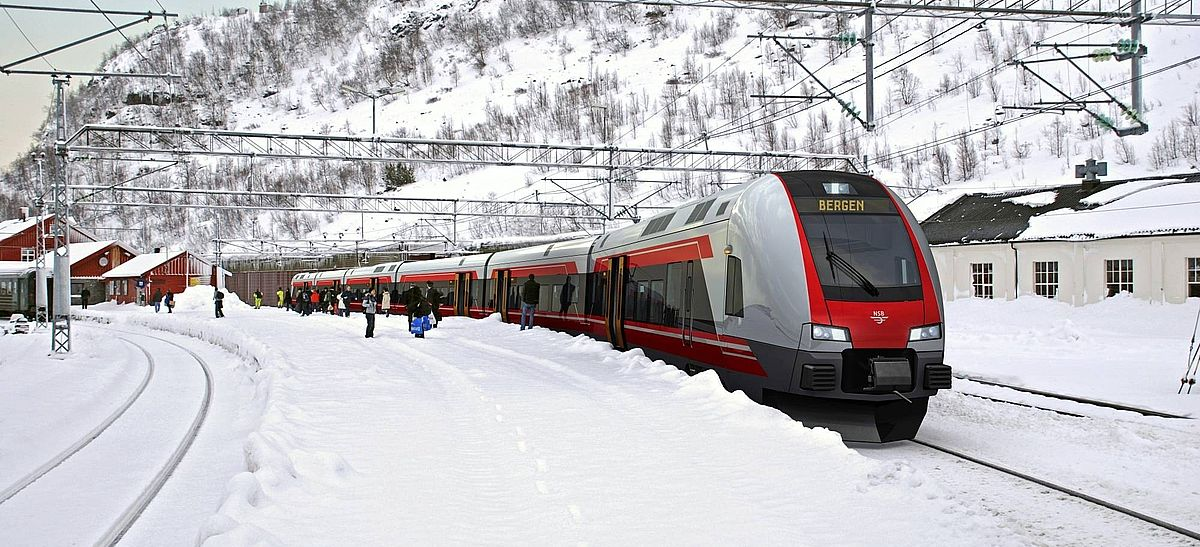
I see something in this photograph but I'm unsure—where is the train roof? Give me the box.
[594,175,755,255]
[314,269,349,280]
[399,253,489,276]
[346,262,401,278]
[0,261,36,276]
[489,235,599,267]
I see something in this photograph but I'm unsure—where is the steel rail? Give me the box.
[0,337,155,504]
[90,326,215,546]
[912,439,1200,542]
[954,374,1192,419]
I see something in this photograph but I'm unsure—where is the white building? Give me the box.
[920,174,1200,305]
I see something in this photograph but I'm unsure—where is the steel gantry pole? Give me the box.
[50,76,72,354]
[32,152,48,328]
[1131,0,1143,117]
[864,4,876,131]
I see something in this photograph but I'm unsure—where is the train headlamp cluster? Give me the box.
[811,324,851,342]
[909,324,942,341]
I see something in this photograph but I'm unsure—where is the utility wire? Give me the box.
[90,0,159,72]
[3,6,56,70]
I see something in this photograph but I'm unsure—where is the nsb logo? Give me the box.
[871,311,888,325]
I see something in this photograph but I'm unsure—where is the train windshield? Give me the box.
[783,173,923,301]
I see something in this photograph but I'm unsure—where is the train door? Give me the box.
[605,256,628,349]
[495,270,512,323]
[681,260,696,347]
[454,273,470,316]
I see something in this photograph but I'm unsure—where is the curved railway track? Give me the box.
[911,438,1200,542]
[0,337,155,504]
[0,326,214,546]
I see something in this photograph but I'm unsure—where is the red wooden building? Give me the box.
[45,240,140,305]
[0,214,95,262]
[102,250,215,304]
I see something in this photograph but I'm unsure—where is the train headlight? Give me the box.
[909,324,942,341]
[812,324,851,342]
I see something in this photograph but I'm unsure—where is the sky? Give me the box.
[0,1,262,168]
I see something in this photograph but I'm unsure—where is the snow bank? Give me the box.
[76,301,1022,545]
[944,294,1200,415]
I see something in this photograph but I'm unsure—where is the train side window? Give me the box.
[725,255,744,317]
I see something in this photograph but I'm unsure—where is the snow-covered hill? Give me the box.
[1,0,1198,252]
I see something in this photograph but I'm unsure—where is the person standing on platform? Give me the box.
[80,288,91,310]
[214,288,226,318]
[276,287,285,308]
[425,281,443,328]
[152,288,163,313]
[559,276,575,314]
[363,288,378,338]
[309,289,320,315]
[381,287,392,318]
[253,289,263,309]
[520,274,540,331]
[165,290,174,313]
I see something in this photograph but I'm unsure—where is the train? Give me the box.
[290,170,952,442]
[0,262,38,318]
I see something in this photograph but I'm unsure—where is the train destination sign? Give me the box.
[793,197,894,214]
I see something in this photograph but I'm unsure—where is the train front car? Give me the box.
[725,171,950,442]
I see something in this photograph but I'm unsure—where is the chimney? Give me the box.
[154,247,163,253]
[19,207,29,220]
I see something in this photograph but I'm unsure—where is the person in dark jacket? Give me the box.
[214,288,225,318]
[404,284,421,328]
[520,274,540,331]
[152,288,163,313]
[340,287,353,317]
[80,288,91,309]
[409,294,432,338]
[425,281,443,327]
[165,290,174,313]
[283,290,293,311]
[363,288,378,338]
[559,276,575,314]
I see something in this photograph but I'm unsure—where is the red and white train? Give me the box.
[291,170,951,442]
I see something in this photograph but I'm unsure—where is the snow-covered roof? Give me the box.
[0,261,36,276]
[102,250,186,278]
[921,174,1200,244]
[0,216,42,241]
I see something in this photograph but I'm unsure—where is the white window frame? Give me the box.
[1188,257,1200,298]
[970,262,994,299]
[20,247,35,262]
[1105,259,1134,297]
[1033,261,1059,298]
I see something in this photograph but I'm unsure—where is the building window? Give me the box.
[1105,259,1134,297]
[1188,257,1200,298]
[1033,261,1059,298]
[970,263,994,299]
[20,247,35,262]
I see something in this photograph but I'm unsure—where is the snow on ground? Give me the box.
[943,294,1200,416]
[0,321,250,546]
[7,287,1200,544]
[72,286,1022,545]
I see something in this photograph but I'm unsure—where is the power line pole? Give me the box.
[32,151,48,328]
[1130,0,1143,116]
[50,75,72,355]
[864,4,876,132]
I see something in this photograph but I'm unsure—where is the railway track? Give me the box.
[0,337,155,504]
[911,438,1200,542]
[954,373,1192,419]
[0,327,214,546]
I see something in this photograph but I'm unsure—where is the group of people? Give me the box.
[267,282,445,339]
[148,288,177,314]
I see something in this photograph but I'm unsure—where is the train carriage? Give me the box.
[343,262,402,312]
[0,262,37,317]
[396,254,488,318]
[485,237,596,333]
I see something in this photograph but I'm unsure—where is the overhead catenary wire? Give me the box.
[3,5,56,70]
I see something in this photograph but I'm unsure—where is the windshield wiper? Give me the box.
[823,233,880,297]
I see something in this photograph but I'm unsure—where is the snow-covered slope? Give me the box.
[1,0,1198,251]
